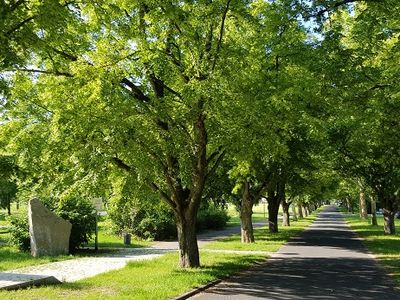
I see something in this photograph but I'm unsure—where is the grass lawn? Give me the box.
[0,218,151,271]
[205,212,318,252]
[0,246,77,272]
[0,251,266,300]
[226,202,270,226]
[344,213,400,285]
[87,220,153,249]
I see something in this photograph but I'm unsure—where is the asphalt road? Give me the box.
[190,206,400,300]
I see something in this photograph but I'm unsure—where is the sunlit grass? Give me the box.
[88,222,154,248]
[0,245,77,272]
[0,251,266,300]
[205,212,318,252]
[226,203,272,227]
[344,214,400,286]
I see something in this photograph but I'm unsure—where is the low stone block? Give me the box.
[28,198,72,257]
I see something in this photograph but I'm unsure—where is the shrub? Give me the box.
[109,197,230,240]
[56,197,97,252]
[196,205,230,232]
[135,208,177,240]
[7,213,30,252]
[109,199,177,240]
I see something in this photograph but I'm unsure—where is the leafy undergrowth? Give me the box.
[345,214,400,286]
[0,252,266,300]
[204,212,318,252]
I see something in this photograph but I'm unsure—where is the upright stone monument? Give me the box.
[28,198,72,257]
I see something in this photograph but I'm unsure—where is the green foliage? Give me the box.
[0,155,18,212]
[7,213,30,252]
[110,198,230,240]
[56,197,97,252]
[196,205,230,232]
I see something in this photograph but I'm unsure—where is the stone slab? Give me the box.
[0,273,60,290]
[28,198,72,257]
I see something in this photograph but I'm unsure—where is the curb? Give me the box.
[170,279,222,300]
[0,275,61,291]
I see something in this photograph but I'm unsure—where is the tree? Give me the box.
[312,0,400,234]
[0,155,17,215]
[0,1,267,267]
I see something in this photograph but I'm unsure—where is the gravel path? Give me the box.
[190,206,400,300]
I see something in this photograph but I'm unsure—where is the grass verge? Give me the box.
[204,211,318,252]
[344,214,400,286]
[0,251,266,300]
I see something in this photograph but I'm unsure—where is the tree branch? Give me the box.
[5,16,35,36]
[212,0,231,71]
[9,0,25,14]
[112,157,131,172]
[50,47,78,61]
[316,0,375,17]
[150,182,176,210]
[120,78,151,103]
[206,149,226,181]
[10,68,73,77]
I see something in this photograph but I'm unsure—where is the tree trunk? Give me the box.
[7,197,11,215]
[370,195,378,226]
[376,189,397,235]
[383,209,395,235]
[240,181,254,243]
[267,181,284,233]
[359,182,368,219]
[268,199,279,233]
[298,203,304,218]
[281,200,290,227]
[346,197,352,213]
[176,210,200,268]
[291,204,298,221]
[302,205,308,217]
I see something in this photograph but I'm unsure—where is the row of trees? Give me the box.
[1,0,399,267]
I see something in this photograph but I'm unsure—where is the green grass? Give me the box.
[344,213,400,285]
[86,220,153,249]
[226,203,270,226]
[0,227,10,244]
[205,213,318,252]
[0,219,9,226]
[0,251,266,300]
[0,246,77,272]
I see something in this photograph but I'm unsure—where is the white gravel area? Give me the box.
[0,248,171,289]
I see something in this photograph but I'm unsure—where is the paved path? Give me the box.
[0,221,266,290]
[191,206,400,300]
